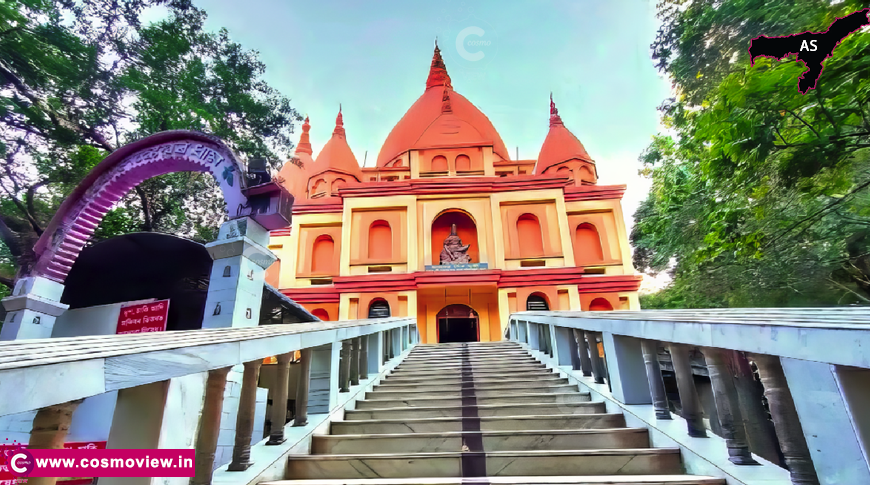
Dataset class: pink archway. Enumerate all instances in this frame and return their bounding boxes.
[30,131,249,283]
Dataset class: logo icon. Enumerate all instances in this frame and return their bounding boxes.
[8,450,34,477]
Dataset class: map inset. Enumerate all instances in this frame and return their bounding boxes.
[748,9,869,94]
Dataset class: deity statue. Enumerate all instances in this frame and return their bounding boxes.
[440,224,471,264]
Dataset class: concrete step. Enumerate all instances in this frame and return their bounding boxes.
[390,364,547,375]
[382,372,556,385]
[385,369,556,382]
[312,428,650,454]
[414,342,521,349]
[396,361,544,370]
[400,356,539,365]
[264,477,726,485]
[285,449,683,479]
[404,349,533,357]
[330,413,627,434]
[367,384,578,400]
[346,401,606,420]
[374,377,569,392]
[355,392,592,409]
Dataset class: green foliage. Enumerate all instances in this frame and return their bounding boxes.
[636,0,870,307]
[0,0,300,288]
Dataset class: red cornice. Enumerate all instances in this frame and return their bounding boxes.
[293,202,344,215]
[270,228,292,237]
[280,286,340,303]
[564,184,626,202]
[577,274,642,293]
[415,270,502,287]
[334,273,418,292]
[338,175,571,198]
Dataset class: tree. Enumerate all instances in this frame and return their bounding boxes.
[636,0,870,307]
[0,0,301,294]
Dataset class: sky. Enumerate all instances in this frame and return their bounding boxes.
[186,0,673,231]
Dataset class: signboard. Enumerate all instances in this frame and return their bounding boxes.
[424,263,488,272]
[0,441,107,485]
[116,300,170,335]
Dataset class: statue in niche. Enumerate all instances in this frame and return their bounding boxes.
[440,224,472,265]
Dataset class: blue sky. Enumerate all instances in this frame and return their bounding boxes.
[189,0,672,228]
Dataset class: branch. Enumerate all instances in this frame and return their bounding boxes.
[135,186,153,232]
[765,178,870,249]
[784,108,821,139]
[827,277,870,303]
[24,180,47,236]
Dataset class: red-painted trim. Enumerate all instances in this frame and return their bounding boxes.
[576,274,642,293]
[334,273,418,292]
[337,175,572,198]
[280,286,341,303]
[270,228,292,237]
[293,202,344,215]
[564,184,626,202]
[415,270,502,287]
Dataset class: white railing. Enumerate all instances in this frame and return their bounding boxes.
[509,308,870,485]
[0,317,418,485]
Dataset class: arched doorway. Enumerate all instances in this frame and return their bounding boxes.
[437,304,479,343]
[431,209,478,264]
[526,293,550,311]
[368,299,391,318]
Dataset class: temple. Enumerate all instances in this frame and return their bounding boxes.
[268,45,641,343]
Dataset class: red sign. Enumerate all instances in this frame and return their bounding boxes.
[0,441,106,484]
[116,300,169,335]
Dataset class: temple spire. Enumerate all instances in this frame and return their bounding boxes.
[296,116,312,155]
[549,92,563,126]
[426,43,453,91]
[333,105,345,138]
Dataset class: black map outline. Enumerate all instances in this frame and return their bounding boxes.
[748,9,870,94]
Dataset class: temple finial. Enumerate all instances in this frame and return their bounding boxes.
[333,105,345,137]
[296,115,312,155]
[549,93,562,126]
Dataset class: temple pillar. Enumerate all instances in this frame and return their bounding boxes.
[0,276,69,340]
[750,353,820,485]
[349,338,360,386]
[732,351,781,464]
[573,329,593,377]
[669,343,707,438]
[703,347,757,465]
[228,360,262,471]
[585,331,606,384]
[191,367,231,485]
[267,353,293,443]
[641,340,671,420]
[293,348,312,427]
[201,218,276,330]
[359,337,369,380]
[26,400,82,485]
[339,340,352,392]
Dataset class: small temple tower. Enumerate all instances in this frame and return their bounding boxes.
[267,46,640,341]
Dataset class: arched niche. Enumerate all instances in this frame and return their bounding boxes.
[430,155,448,172]
[431,209,479,264]
[575,222,604,265]
[455,154,471,172]
[526,292,550,311]
[368,299,391,318]
[368,220,392,260]
[589,297,613,311]
[517,213,544,257]
[311,308,331,321]
[311,235,336,275]
[30,131,248,283]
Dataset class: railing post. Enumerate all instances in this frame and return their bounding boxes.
[641,340,671,420]
[350,337,360,386]
[703,347,758,465]
[267,352,293,444]
[228,359,263,471]
[585,331,606,384]
[387,330,395,359]
[359,336,369,380]
[293,348,312,427]
[339,339,352,392]
[750,353,820,485]
[732,351,782,464]
[192,366,231,485]
[669,343,707,438]
[573,329,593,376]
[26,399,82,485]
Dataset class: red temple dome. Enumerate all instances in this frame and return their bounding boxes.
[310,106,362,181]
[376,44,510,167]
[534,94,594,175]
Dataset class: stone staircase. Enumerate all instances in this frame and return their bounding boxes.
[267,341,725,485]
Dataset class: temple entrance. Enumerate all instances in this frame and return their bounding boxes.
[437,304,480,343]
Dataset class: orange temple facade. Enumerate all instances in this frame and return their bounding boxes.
[267,46,641,343]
